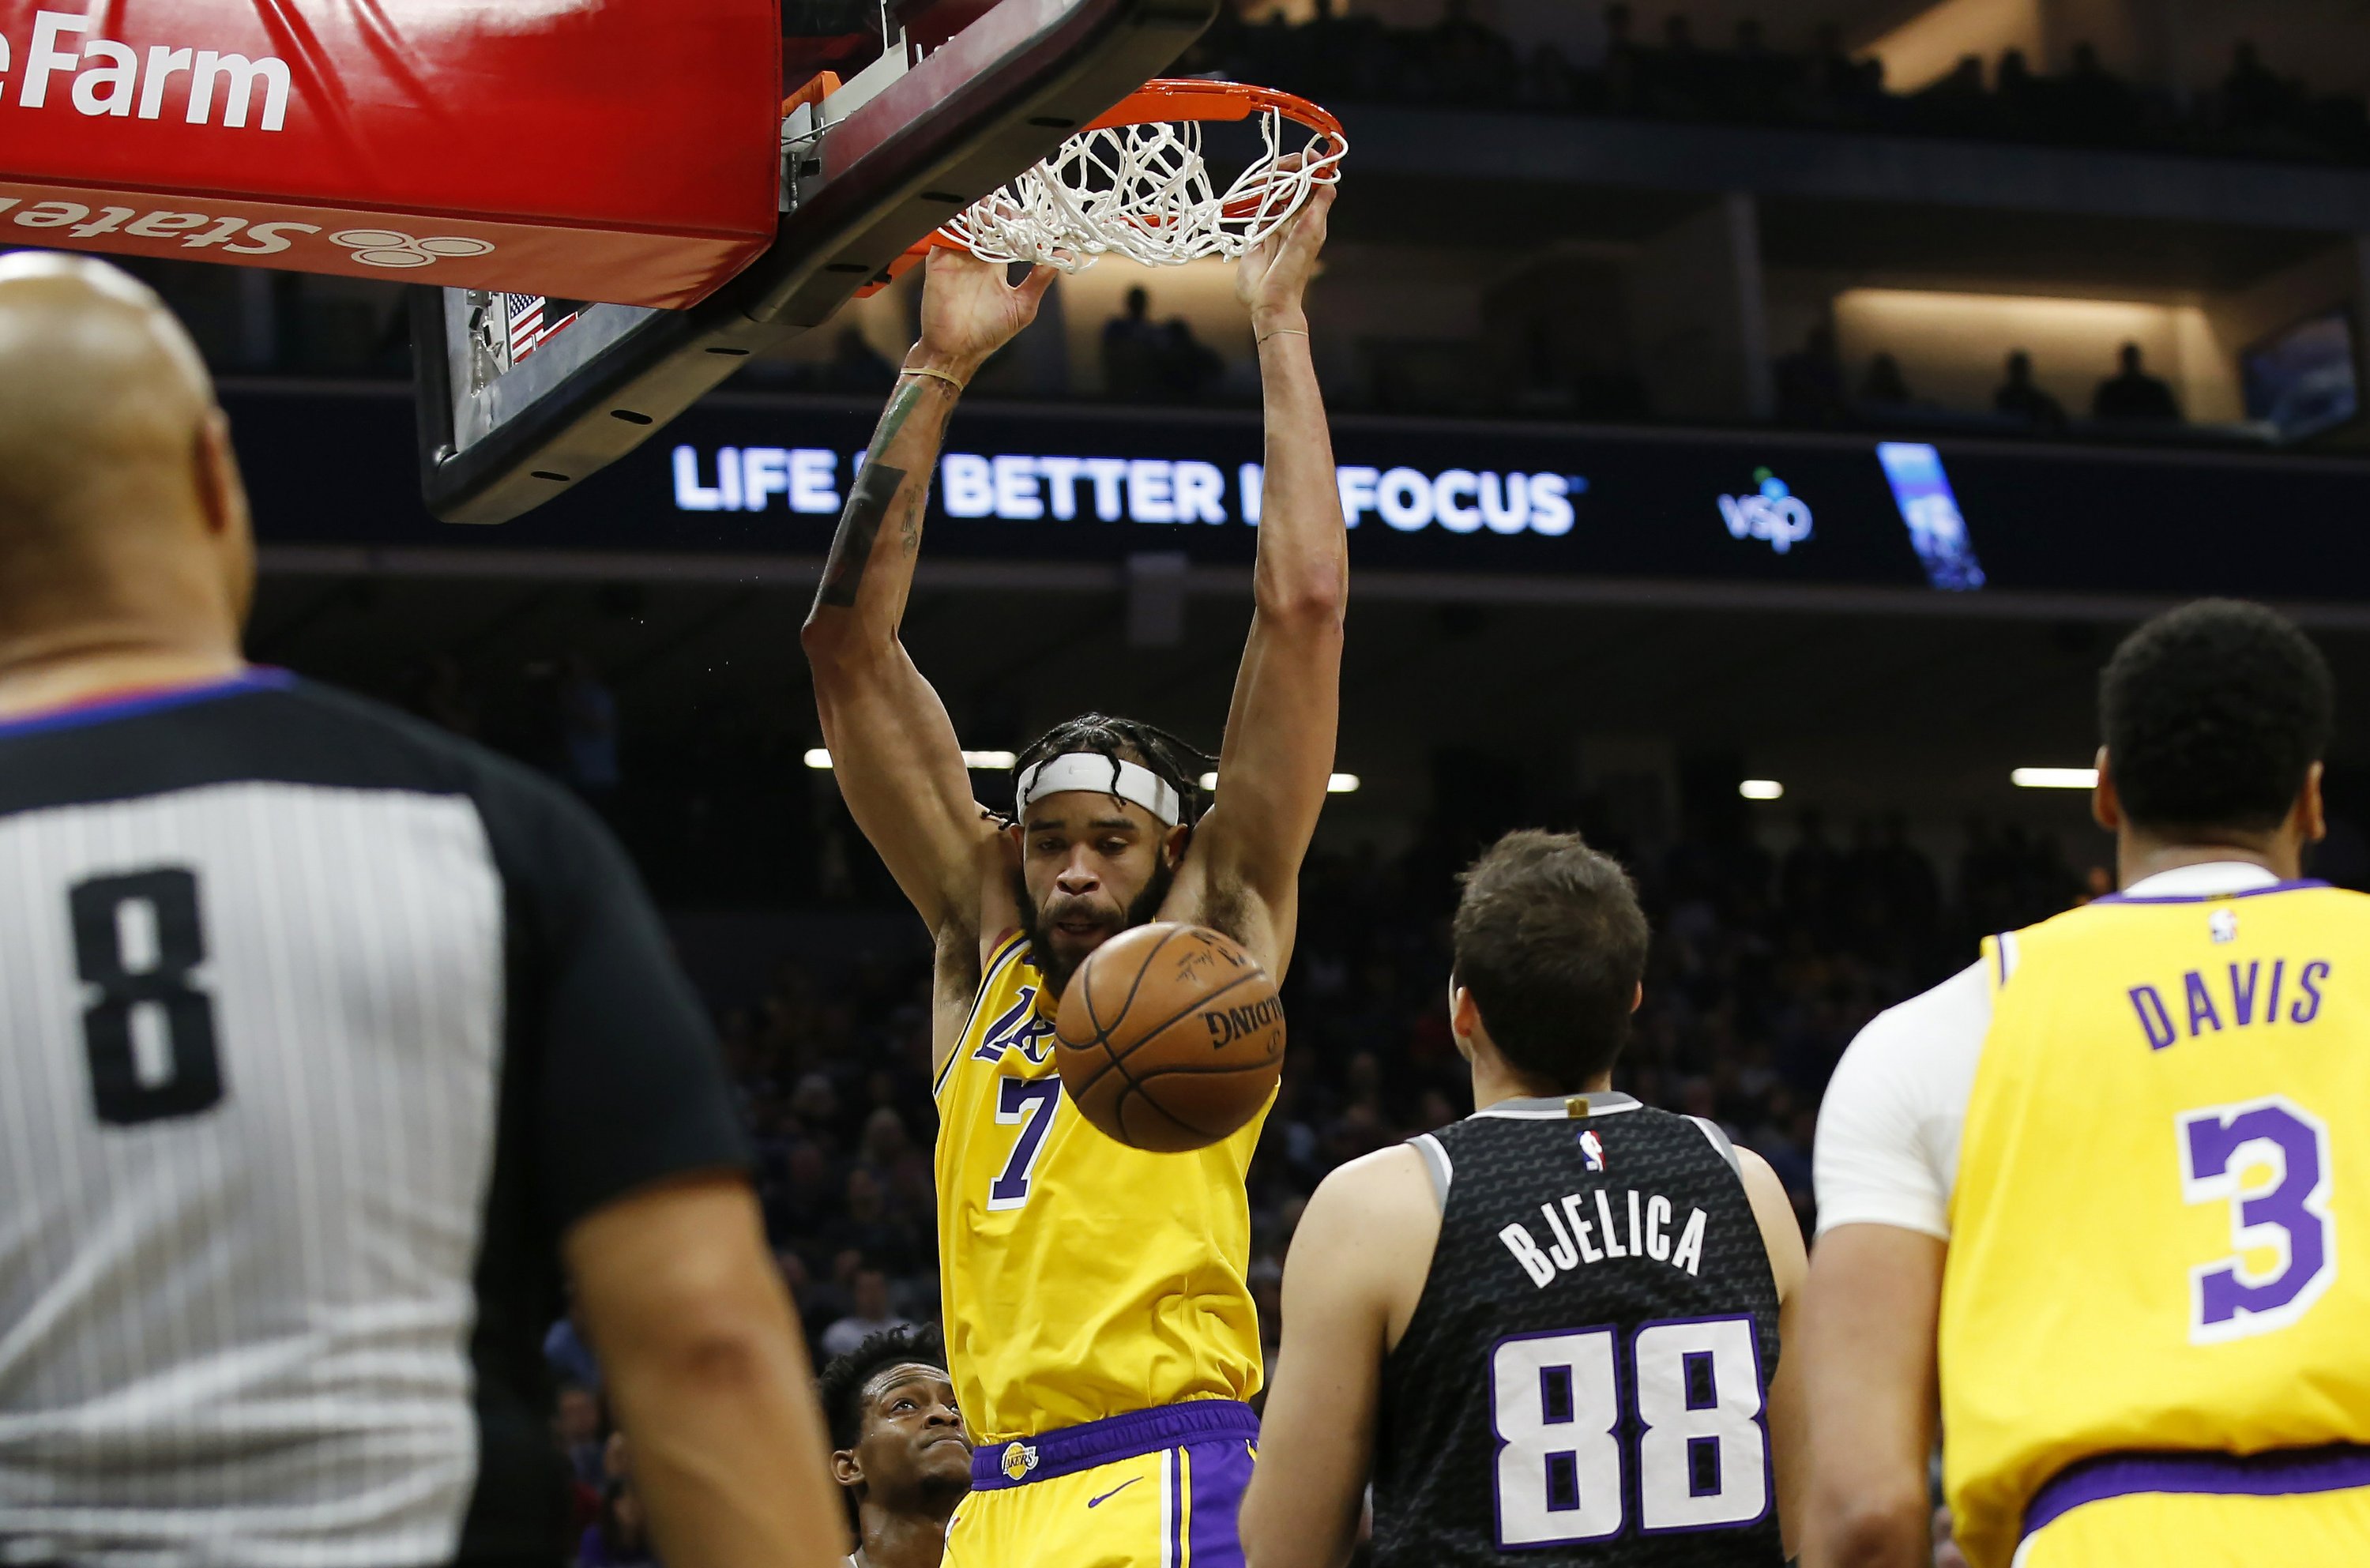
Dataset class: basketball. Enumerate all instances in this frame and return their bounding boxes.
[1055,923,1285,1154]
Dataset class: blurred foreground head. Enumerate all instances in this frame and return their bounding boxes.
[0,252,253,681]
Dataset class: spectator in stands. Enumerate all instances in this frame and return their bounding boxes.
[1102,286,1164,400]
[544,1300,601,1392]
[578,1463,659,1568]
[820,1266,912,1361]
[819,1325,971,1568]
[2092,341,2183,423]
[556,1383,607,1491]
[1158,316,1226,403]
[557,651,621,803]
[1994,349,2067,427]
[1860,352,1913,408]
[2222,40,2298,133]
[1776,321,1851,426]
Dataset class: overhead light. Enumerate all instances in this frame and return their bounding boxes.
[804,748,1018,771]
[1198,771,1360,794]
[2012,767,2098,789]
[1739,780,1784,800]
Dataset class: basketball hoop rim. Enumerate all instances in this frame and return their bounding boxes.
[1085,79,1344,142]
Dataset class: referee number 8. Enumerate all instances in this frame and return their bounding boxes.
[1490,1317,1771,1547]
[70,868,225,1126]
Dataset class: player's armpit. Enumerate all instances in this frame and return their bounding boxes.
[1242,1146,1436,1568]
[1799,1223,1946,1568]
[567,1171,849,1568]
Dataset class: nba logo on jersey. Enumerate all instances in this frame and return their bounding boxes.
[2209,908,2239,943]
[1578,1129,1606,1171]
[999,1442,1039,1482]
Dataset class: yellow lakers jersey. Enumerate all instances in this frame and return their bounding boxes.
[935,934,1268,1444]
[1940,882,2370,1568]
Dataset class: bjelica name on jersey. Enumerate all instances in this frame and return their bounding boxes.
[1498,1186,1710,1288]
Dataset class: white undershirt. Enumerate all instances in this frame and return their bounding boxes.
[1811,861,2282,1240]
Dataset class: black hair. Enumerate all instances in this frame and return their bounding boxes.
[1011,713,1215,826]
[1451,829,1652,1089]
[818,1323,948,1451]
[2101,600,2332,836]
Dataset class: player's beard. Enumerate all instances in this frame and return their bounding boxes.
[1014,859,1176,1007]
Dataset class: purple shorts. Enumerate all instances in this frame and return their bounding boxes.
[951,1401,1259,1568]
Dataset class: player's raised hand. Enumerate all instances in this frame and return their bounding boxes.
[913,245,1057,379]
[1236,182,1334,330]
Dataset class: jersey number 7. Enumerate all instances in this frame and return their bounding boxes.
[988,1076,1063,1211]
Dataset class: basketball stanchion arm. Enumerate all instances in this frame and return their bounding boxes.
[412,0,1218,525]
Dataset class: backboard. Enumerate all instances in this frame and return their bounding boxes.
[413,0,1217,525]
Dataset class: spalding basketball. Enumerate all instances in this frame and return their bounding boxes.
[1055,923,1285,1153]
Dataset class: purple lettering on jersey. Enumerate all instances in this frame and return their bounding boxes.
[2290,960,2330,1024]
[2184,970,2224,1036]
[2129,985,2176,1050]
[2184,1103,2330,1330]
[2228,961,2260,1025]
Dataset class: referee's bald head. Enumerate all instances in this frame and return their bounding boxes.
[0,251,254,638]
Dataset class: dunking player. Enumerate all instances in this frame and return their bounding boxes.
[801,190,1344,1566]
[1243,830,1806,1566]
[1804,600,2370,1567]
[0,254,844,1567]
[818,1325,972,1568]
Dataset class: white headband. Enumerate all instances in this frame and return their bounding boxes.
[1015,753,1184,827]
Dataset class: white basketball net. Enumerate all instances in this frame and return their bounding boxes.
[942,101,1345,273]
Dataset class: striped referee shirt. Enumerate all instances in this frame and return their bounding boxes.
[0,671,748,1567]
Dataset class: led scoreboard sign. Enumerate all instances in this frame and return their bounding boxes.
[227,387,2370,607]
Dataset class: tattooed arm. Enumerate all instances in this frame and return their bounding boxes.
[801,249,1055,945]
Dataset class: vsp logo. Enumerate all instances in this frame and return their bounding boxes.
[329,230,495,269]
[1717,468,1814,555]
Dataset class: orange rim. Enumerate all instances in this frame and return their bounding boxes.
[1084,79,1344,141]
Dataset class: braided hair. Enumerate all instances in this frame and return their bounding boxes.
[1010,713,1217,826]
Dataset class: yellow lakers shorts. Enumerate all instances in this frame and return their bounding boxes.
[2013,1446,2370,1566]
[944,1401,1258,1568]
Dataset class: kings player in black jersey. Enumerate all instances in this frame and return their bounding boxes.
[1242,830,1807,1567]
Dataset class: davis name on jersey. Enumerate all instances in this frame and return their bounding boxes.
[2126,954,2331,1049]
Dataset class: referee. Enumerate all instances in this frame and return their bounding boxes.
[0,254,845,1566]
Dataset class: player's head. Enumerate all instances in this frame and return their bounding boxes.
[1008,713,1213,998]
[1448,829,1650,1093]
[0,252,254,650]
[2096,600,2331,855]
[820,1325,969,1527]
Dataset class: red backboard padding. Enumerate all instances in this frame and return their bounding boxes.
[0,1,781,308]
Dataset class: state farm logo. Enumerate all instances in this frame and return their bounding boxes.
[0,11,292,131]
[2,197,497,269]
[329,230,495,269]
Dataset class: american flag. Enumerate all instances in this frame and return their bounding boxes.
[502,295,585,367]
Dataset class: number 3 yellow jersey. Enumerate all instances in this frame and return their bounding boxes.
[1940,881,2370,1568]
[933,934,1268,1446]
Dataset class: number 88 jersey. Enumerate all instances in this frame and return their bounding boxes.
[1371,1093,1783,1567]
